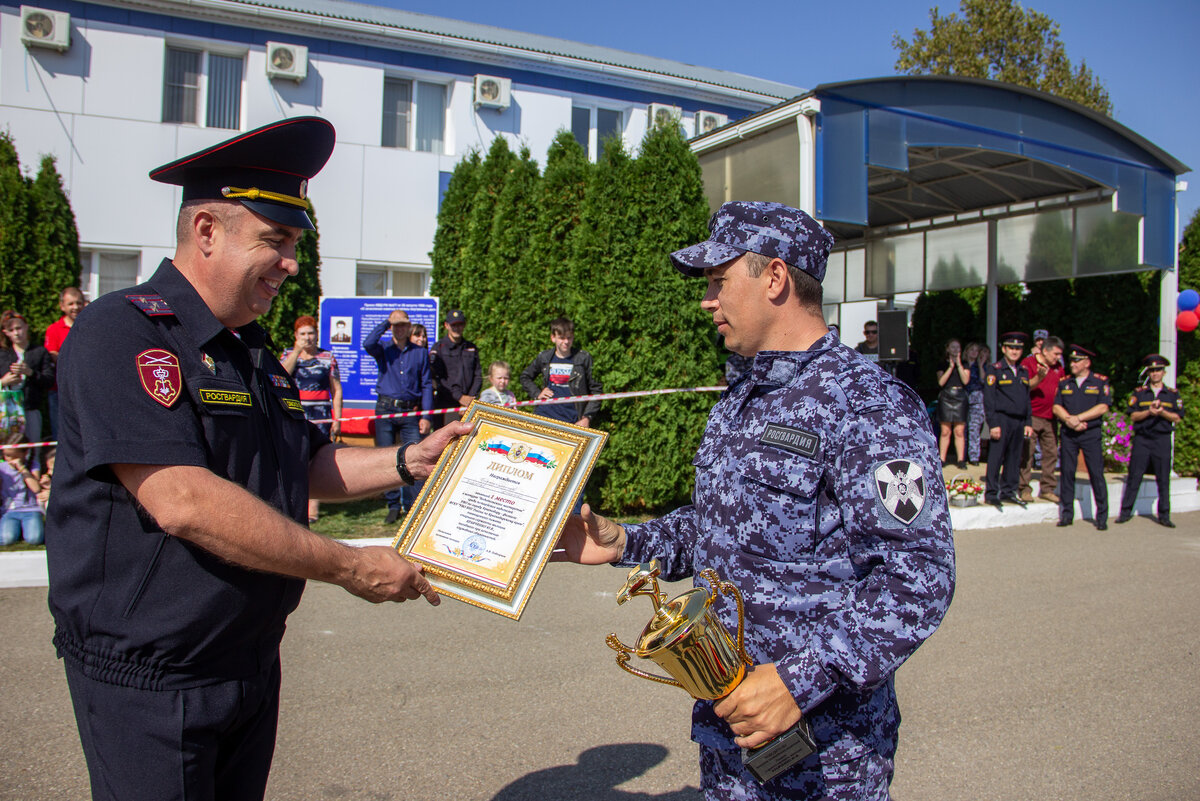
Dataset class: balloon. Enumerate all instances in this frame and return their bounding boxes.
[1178,310,1199,333]
[1179,289,1200,313]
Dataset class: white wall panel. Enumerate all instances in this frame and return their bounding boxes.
[310,59,384,148]
[0,106,79,187]
[307,143,365,262]
[360,146,439,265]
[68,116,180,248]
[79,23,163,122]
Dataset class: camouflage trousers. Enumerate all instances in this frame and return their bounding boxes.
[700,746,893,800]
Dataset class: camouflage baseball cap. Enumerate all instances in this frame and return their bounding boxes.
[669,201,835,281]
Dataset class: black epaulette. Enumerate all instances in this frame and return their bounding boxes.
[126,293,174,317]
[1093,373,1108,380]
[1165,385,1177,393]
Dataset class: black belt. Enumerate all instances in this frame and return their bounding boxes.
[377,395,418,411]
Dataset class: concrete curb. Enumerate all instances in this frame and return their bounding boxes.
[4,477,1194,588]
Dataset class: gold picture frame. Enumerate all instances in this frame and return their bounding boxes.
[392,401,607,619]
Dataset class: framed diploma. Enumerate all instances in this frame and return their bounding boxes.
[392,401,607,619]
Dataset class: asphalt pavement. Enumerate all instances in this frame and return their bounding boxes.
[2,512,1198,800]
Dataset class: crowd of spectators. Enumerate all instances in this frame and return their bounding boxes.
[1,291,79,544]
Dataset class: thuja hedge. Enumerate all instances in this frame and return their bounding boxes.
[430,123,717,513]
[0,133,81,336]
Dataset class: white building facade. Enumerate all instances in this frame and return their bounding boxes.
[1,0,801,301]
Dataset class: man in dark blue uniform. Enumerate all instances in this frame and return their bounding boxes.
[1116,354,1184,527]
[429,308,482,428]
[982,332,1033,509]
[1053,345,1112,530]
[45,118,468,801]
[365,309,434,524]
[557,202,955,800]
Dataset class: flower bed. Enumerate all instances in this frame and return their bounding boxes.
[1102,411,1132,473]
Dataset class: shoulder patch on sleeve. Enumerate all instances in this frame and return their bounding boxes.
[126,294,174,317]
[136,349,182,407]
[874,459,926,525]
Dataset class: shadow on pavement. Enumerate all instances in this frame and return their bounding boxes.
[490,743,702,800]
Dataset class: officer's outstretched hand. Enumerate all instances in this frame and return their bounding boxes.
[406,420,474,480]
[553,503,625,564]
[343,545,440,606]
[714,663,803,749]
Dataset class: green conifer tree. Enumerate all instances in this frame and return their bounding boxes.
[507,131,591,380]
[476,146,540,369]
[572,122,715,511]
[459,138,517,319]
[0,133,35,324]
[25,155,83,335]
[429,150,482,312]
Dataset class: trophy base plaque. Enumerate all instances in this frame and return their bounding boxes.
[741,717,816,784]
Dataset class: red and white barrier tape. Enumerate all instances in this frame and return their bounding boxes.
[3,385,726,448]
[310,385,725,425]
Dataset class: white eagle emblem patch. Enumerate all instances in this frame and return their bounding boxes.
[874,460,926,525]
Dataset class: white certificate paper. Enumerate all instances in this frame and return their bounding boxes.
[393,402,606,619]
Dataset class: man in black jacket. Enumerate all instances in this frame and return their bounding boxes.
[429,309,481,427]
[520,317,601,427]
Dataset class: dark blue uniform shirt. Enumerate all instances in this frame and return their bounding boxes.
[46,259,329,690]
[364,320,433,408]
[1127,385,1184,436]
[429,336,481,408]
[1054,372,1112,430]
[621,333,955,766]
[982,360,1032,427]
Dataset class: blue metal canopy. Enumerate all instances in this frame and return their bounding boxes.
[814,76,1188,269]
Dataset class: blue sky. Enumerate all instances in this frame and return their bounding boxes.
[372,0,1199,243]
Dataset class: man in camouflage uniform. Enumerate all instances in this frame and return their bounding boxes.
[558,201,955,800]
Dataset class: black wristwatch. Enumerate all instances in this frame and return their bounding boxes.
[395,442,416,485]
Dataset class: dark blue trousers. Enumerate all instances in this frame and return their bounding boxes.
[64,657,281,801]
[985,414,1025,502]
[1119,434,1172,518]
[1058,428,1108,524]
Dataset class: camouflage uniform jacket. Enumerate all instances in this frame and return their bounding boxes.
[621,332,955,765]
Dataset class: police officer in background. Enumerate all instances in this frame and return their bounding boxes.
[45,118,469,801]
[1053,345,1112,530]
[983,332,1033,509]
[556,201,955,800]
[1116,354,1184,527]
[429,308,481,427]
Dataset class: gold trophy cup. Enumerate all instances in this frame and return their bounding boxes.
[606,559,815,783]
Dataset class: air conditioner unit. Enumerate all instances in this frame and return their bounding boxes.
[473,75,511,110]
[695,110,729,135]
[20,6,70,51]
[648,103,682,128]
[265,42,308,81]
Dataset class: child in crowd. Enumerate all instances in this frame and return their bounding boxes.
[479,361,516,406]
[2,438,44,545]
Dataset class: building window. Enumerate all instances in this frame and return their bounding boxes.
[596,108,622,161]
[570,106,624,161]
[382,78,411,149]
[382,78,446,153]
[571,107,590,152]
[162,46,243,129]
[80,250,140,299]
[356,265,429,297]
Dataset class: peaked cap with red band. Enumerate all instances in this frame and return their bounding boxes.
[149,116,335,230]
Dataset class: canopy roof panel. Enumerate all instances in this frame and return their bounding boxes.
[814,76,1188,268]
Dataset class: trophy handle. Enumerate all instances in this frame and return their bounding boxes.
[698,569,754,667]
[605,633,685,690]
